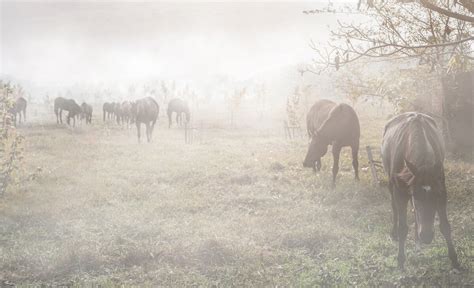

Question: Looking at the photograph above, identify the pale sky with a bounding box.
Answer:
[1,1,358,88]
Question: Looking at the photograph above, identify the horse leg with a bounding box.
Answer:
[351,143,359,181]
[438,190,460,269]
[397,193,409,270]
[150,121,156,141]
[331,145,342,187]
[136,122,141,143]
[146,122,151,142]
[176,113,179,126]
[59,109,63,124]
[23,109,26,123]
[389,181,399,241]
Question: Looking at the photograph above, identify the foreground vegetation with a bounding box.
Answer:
[0,107,472,287]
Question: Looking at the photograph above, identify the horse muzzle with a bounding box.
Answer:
[418,229,434,244]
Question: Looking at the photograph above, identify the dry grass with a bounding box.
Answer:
[0,105,472,287]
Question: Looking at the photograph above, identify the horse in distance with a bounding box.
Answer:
[303,100,360,187]
[120,101,133,128]
[132,97,159,143]
[167,98,190,128]
[81,102,93,124]
[9,97,27,126]
[113,102,123,124]
[103,102,114,122]
[54,97,82,127]
[381,112,459,270]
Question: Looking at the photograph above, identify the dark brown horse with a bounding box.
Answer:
[303,100,360,186]
[132,97,159,143]
[81,102,93,124]
[381,112,459,270]
[103,102,114,122]
[305,99,338,171]
[167,98,190,128]
[9,97,27,126]
[54,97,82,127]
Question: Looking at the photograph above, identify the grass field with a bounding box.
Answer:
[0,106,473,287]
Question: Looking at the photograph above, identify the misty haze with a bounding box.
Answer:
[0,0,473,286]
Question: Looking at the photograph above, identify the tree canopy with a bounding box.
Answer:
[305,0,474,74]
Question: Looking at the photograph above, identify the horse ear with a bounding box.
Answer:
[404,159,418,177]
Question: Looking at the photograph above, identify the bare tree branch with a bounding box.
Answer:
[419,0,474,22]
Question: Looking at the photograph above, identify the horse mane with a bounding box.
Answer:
[315,104,341,139]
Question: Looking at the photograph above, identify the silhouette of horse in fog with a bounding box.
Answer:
[167,98,190,128]
[81,102,93,124]
[132,97,159,143]
[113,102,123,124]
[303,99,360,186]
[54,97,82,127]
[9,97,27,126]
[120,101,133,128]
[103,102,115,121]
[381,112,459,270]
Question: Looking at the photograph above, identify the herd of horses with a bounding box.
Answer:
[8,95,190,143]
[102,97,190,142]
[304,99,459,270]
[7,95,460,270]
[49,96,191,142]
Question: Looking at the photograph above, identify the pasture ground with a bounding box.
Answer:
[0,105,473,287]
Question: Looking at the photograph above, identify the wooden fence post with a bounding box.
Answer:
[366,145,380,186]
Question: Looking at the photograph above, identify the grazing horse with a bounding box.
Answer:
[9,97,27,126]
[167,98,190,128]
[132,97,159,143]
[303,100,360,186]
[381,112,459,270]
[54,97,82,127]
[305,99,338,171]
[103,102,115,121]
[81,102,93,124]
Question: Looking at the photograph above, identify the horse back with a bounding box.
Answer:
[313,102,360,145]
[381,112,444,178]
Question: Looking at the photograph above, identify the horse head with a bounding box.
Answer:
[303,131,330,168]
[398,159,443,244]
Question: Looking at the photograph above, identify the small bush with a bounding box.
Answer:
[0,80,24,196]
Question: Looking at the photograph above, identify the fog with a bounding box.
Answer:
[1,1,360,98]
[1,1,473,285]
